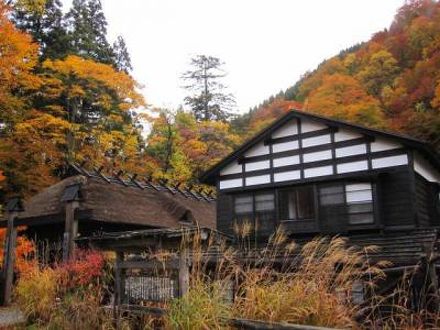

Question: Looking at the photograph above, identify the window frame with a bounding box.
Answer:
[232,190,276,238]
[278,185,316,222]
[318,180,376,226]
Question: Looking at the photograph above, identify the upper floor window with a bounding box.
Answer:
[279,186,315,221]
[319,182,374,225]
[345,183,373,224]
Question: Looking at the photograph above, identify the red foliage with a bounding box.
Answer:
[0,227,36,275]
[57,250,105,289]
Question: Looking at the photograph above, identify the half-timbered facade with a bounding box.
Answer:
[201,110,440,241]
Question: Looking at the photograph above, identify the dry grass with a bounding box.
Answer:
[232,232,387,328]
[13,227,440,329]
[163,228,390,329]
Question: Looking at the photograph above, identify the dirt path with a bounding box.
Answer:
[0,307,25,328]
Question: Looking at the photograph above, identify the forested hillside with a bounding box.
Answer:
[1,0,440,204]
[242,0,440,151]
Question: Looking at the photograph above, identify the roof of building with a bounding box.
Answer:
[200,109,440,184]
[78,227,231,251]
[79,227,440,268]
[2,164,216,229]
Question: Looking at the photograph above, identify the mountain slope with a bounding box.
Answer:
[239,0,440,151]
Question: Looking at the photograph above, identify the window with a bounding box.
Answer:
[318,182,374,225]
[255,194,275,212]
[319,185,344,206]
[345,183,373,225]
[255,193,275,233]
[233,193,275,237]
[234,195,253,214]
[280,186,315,220]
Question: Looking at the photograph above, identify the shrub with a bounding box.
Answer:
[57,249,106,291]
[15,249,110,328]
[15,267,59,324]
[166,280,232,330]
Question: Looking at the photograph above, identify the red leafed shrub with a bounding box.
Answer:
[58,249,105,289]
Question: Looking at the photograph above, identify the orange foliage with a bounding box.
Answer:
[0,227,36,275]
[307,74,385,128]
[0,0,40,123]
[251,0,440,151]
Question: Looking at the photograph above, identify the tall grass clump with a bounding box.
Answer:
[233,232,387,328]
[163,227,388,329]
[15,267,59,324]
[166,280,232,329]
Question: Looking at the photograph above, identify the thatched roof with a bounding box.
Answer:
[4,168,216,229]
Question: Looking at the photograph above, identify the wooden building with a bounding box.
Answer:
[0,164,216,305]
[200,109,440,241]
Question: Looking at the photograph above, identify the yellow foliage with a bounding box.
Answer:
[42,55,145,111]
[0,1,40,122]
[307,73,385,128]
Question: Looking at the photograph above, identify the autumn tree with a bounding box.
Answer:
[181,55,235,121]
[0,1,39,127]
[38,55,145,165]
[307,74,385,128]
[356,50,399,97]
[146,110,239,182]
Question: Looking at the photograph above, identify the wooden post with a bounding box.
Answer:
[2,211,17,306]
[178,248,189,297]
[1,196,23,307]
[114,251,124,329]
[62,201,79,262]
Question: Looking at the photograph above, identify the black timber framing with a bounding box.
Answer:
[200,109,440,185]
[239,137,370,164]
[219,149,408,183]
[217,164,408,193]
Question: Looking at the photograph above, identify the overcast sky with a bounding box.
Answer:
[63,0,404,113]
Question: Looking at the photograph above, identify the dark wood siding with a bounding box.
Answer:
[415,174,437,226]
[216,192,234,236]
[379,168,416,227]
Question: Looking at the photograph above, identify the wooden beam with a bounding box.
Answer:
[63,201,79,262]
[178,248,189,297]
[119,259,179,270]
[114,251,124,329]
[1,211,18,306]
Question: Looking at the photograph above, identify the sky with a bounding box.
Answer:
[63,0,404,114]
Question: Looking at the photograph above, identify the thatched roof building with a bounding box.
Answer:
[1,164,216,241]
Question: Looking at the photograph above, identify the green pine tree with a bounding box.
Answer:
[12,0,70,60]
[112,35,133,73]
[66,0,113,64]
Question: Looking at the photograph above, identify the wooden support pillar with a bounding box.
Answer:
[1,197,24,306]
[114,251,124,329]
[62,201,79,262]
[2,211,17,306]
[178,248,189,297]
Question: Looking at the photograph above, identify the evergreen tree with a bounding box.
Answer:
[112,35,133,72]
[66,0,113,64]
[12,0,70,60]
[181,55,235,121]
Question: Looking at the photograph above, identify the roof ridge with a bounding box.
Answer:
[70,162,216,203]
